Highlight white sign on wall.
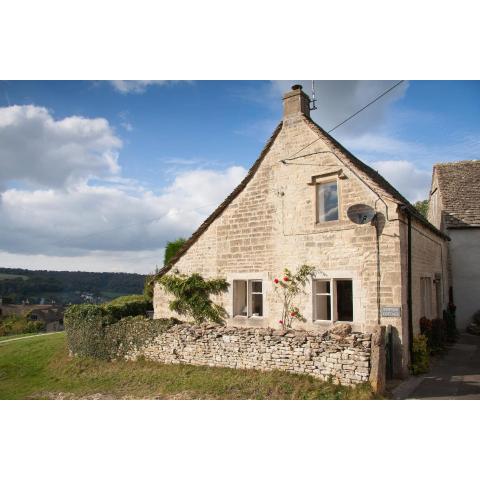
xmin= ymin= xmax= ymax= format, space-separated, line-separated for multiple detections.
xmin=381 ymin=306 xmax=402 ymax=317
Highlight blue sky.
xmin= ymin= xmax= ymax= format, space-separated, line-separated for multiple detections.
xmin=0 ymin=80 xmax=479 ymax=272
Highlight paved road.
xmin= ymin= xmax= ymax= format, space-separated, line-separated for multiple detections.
xmin=393 ymin=333 xmax=480 ymax=399
xmin=0 ymin=331 xmax=63 ymax=345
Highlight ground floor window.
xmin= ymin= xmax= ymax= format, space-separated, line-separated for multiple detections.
xmin=313 ymin=279 xmax=353 ymax=322
xmin=233 ymin=280 xmax=263 ymax=318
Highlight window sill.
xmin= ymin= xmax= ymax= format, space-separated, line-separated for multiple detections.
xmin=313 ymin=320 xmax=354 ymax=324
xmin=315 ymin=219 xmax=347 ymax=227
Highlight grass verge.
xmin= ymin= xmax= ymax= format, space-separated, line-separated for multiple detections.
xmin=0 ymin=333 xmax=378 ymax=400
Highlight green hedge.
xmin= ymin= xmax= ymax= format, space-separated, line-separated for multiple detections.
xmin=64 ymin=303 xmax=178 ymax=360
xmin=103 ymin=294 xmax=153 ymax=321
xmin=64 ymin=305 xmax=111 ymax=359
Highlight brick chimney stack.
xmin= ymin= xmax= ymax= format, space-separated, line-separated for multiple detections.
xmin=283 ymin=84 xmax=311 ymax=118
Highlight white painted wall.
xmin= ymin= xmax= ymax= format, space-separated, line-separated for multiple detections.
xmin=449 ymin=229 xmax=480 ymax=329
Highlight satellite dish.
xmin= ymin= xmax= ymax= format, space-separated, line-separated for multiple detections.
xmin=347 ymin=204 xmax=376 ymax=225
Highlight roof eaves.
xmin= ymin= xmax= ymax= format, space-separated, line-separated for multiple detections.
xmin=156 ymin=121 xmax=284 ymax=278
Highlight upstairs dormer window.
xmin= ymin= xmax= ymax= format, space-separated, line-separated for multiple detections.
xmin=316 ymin=180 xmax=339 ymax=222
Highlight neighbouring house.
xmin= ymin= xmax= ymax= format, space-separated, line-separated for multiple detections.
xmin=154 ymin=85 xmax=450 ymax=377
xmin=428 ymin=160 xmax=480 ymax=330
xmin=0 ymin=303 xmax=65 ymax=332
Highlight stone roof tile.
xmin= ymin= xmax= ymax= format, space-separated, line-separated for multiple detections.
xmin=435 ymin=160 xmax=480 ymax=228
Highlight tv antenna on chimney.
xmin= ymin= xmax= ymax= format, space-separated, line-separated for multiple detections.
xmin=310 ymin=80 xmax=317 ymax=111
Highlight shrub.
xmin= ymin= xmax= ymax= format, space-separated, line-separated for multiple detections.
xmin=411 ymin=335 xmax=430 ymax=375
xmin=103 ymin=294 xmax=153 ymax=321
xmin=164 ymin=238 xmax=187 ymax=265
xmin=24 ymin=320 xmax=45 ymax=334
xmin=64 ymin=304 xmax=110 ymax=359
xmin=420 ymin=317 xmax=447 ymax=354
xmin=159 ymin=273 xmax=229 ymax=324
xmin=0 ymin=314 xmax=45 ymax=337
xmin=64 ymin=303 xmax=179 ymax=360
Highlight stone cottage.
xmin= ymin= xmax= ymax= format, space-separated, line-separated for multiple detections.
xmin=154 ymin=85 xmax=449 ymax=377
xmin=428 ymin=160 xmax=480 ymax=330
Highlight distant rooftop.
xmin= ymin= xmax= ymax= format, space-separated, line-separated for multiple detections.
xmin=435 ymin=159 xmax=480 ymax=228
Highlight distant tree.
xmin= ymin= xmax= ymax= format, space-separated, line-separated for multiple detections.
xmin=414 ymin=199 xmax=429 ymax=218
xmin=164 ymin=238 xmax=187 ymax=266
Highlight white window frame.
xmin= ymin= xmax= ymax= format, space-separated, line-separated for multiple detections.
xmin=313 ymin=279 xmax=333 ymax=321
xmin=316 ymin=179 xmax=339 ymax=223
xmin=233 ymin=279 xmax=264 ymax=318
xmin=313 ymin=278 xmax=353 ymax=323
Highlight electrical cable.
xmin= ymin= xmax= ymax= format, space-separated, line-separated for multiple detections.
xmin=281 ymin=80 xmax=405 ymax=163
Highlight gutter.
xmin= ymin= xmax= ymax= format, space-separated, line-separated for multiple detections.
xmin=401 ymin=206 xmax=414 ymax=366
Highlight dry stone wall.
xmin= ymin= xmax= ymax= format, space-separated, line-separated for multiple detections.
xmin=126 ymin=323 xmax=378 ymax=387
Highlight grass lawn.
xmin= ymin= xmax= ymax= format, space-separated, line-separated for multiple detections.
xmin=0 ymin=333 xmax=378 ymax=400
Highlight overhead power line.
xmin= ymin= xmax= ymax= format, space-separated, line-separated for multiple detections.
xmin=280 ymin=80 xmax=405 ymax=163
xmin=327 ymin=80 xmax=405 ymax=134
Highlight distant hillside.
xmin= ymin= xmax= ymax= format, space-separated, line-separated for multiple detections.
xmin=0 ymin=267 xmax=146 ymax=305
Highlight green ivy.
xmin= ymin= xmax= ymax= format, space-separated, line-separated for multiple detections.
xmin=102 ymin=294 xmax=153 ymax=321
xmin=64 ymin=299 xmax=174 ymax=360
xmin=159 ymin=272 xmax=229 ymax=324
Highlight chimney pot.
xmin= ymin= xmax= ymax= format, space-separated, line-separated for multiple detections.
xmin=283 ymin=83 xmax=311 ymax=118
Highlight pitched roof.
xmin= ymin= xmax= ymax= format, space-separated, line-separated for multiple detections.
xmin=303 ymin=116 xmax=449 ymax=240
xmin=157 ymin=115 xmax=448 ymax=277
xmin=434 ymin=159 xmax=480 ymax=228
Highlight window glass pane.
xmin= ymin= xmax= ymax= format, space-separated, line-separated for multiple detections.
xmin=251 ymin=292 xmax=263 ymax=316
xmin=317 ymin=181 xmax=339 ymax=222
xmin=315 ymin=293 xmax=331 ymax=320
xmin=336 ymin=280 xmax=353 ymax=322
xmin=233 ymin=280 xmax=247 ymax=316
xmin=316 ymin=280 xmax=330 ymax=294
xmin=251 ymin=281 xmax=262 ymax=293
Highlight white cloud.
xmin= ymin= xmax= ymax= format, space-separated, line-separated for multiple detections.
xmin=0 ymin=250 xmax=165 ymax=275
xmin=370 ymin=160 xmax=431 ymax=202
xmin=0 ymin=166 xmax=247 ymax=272
xmin=0 ymin=105 xmax=121 ymax=190
xmin=0 ymin=101 xmax=249 ymax=273
xmin=109 ymin=80 xmax=172 ymax=94
xmin=271 ymin=80 xmax=408 ymax=136
xmin=269 ymin=81 xmax=480 ymax=203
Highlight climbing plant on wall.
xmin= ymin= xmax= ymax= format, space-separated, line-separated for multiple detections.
xmin=273 ymin=264 xmax=316 ymax=330
xmin=159 ymin=273 xmax=229 ymax=324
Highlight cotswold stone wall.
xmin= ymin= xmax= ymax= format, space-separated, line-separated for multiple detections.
xmin=126 ymin=323 xmax=381 ymax=388
xmin=153 ymin=112 xmax=411 ymax=377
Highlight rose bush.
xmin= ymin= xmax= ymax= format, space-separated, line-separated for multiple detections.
xmin=273 ymin=265 xmax=315 ymax=329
